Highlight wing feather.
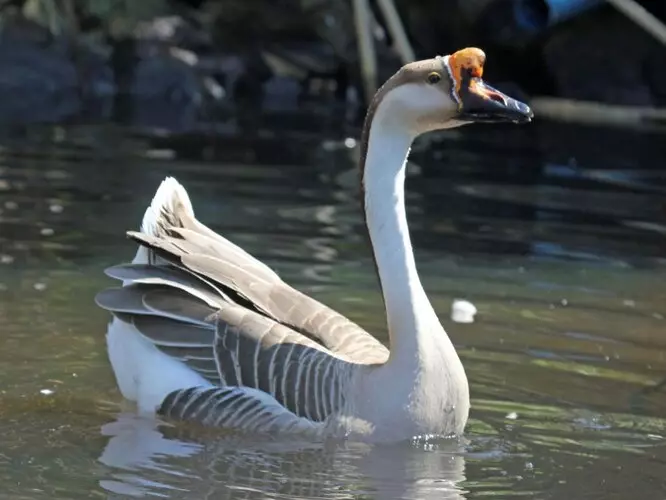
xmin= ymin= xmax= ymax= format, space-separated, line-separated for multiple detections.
xmin=126 ymin=227 xmax=389 ymax=363
xmin=96 ymin=278 xmax=351 ymax=420
xmin=97 ymin=177 xmax=386 ymax=429
xmin=159 ymin=386 xmax=320 ymax=435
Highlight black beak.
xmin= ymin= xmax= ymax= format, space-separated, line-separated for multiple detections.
xmin=457 ymin=78 xmax=533 ymax=124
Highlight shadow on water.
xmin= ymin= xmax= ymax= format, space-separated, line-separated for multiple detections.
xmin=0 ymin=108 xmax=664 ymax=499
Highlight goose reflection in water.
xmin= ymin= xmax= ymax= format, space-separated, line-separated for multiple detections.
xmin=98 ymin=412 xmax=468 ymax=499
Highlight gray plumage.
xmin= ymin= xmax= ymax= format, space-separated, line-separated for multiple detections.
xmin=95 ymin=182 xmax=389 ymax=433
xmin=159 ymin=386 xmax=319 ymax=434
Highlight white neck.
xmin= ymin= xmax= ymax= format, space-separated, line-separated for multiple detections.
xmin=362 ymin=109 xmax=443 ymax=367
xmin=357 ymin=90 xmax=470 ymax=436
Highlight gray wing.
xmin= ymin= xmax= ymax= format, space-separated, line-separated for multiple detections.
xmin=125 ymin=209 xmax=389 ymax=365
xmin=158 ymin=386 xmax=321 ymax=436
xmin=123 ymin=227 xmax=388 ymax=364
xmin=96 ymin=272 xmax=352 ymax=422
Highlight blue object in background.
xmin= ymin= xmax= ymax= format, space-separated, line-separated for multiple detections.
xmin=513 ymin=0 xmax=604 ymax=32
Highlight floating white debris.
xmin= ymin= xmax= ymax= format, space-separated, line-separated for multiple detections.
xmin=39 ymin=389 xmax=54 ymax=396
xmin=40 ymin=228 xmax=54 ymax=236
xmin=451 ymin=299 xmax=477 ymax=324
xmin=0 ymin=254 xmax=14 ymax=264
xmin=49 ymin=203 xmax=64 ymax=213
xmin=506 ymin=412 xmax=518 ymax=420
xmin=33 ymin=282 xmax=47 ymax=291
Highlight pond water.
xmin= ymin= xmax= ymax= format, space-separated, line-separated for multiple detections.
xmin=0 ymin=115 xmax=664 ymax=499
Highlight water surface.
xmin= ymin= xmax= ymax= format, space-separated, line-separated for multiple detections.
xmin=0 ymin=118 xmax=665 ymax=499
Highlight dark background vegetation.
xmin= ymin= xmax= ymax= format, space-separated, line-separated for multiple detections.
xmin=0 ymin=0 xmax=664 ymax=132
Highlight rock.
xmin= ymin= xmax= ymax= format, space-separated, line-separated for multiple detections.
xmin=0 ymin=45 xmax=80 ymax=124
xmin=0 ymin=12 xmax=115 ymax=124
xmin=0 ymin=10 xmax=228 ymax=129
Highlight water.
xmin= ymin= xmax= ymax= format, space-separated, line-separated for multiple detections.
xmin=0 ymin=117 xmax=665 ymax=499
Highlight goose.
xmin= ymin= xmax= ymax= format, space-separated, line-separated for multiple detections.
xmin=96 ymin=47 xmax=532 ymax=443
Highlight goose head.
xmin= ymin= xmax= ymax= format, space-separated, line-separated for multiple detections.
xmin=366 ymin=47 xmax=533 ymax=137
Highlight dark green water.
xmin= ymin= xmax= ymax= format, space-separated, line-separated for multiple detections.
xmin=0 ymin=119 xmax=664 ymax=499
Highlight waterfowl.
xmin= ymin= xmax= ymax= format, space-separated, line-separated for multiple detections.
xmin=96 ymin=47 xmax=532 ymax=443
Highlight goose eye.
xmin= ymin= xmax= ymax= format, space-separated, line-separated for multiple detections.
xmin=427 ymin=72 xmax=441 ymax=84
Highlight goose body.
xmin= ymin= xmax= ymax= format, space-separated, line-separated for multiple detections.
xmin=96 ymin=48 xmax=532 ymax=443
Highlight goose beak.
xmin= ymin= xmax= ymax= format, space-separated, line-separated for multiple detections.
xmin=458 ymin=78 xmax=533 ymax=124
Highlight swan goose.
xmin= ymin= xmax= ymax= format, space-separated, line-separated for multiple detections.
xmin=96 ymin=47 xmax=532 ymax=443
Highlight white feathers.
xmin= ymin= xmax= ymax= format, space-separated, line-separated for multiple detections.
xmin=107 ymin=176 xmax=209 ymax=411
xmin=141 ymin=176 xmax=194 ymax=236
xmin=106 ymin=317 xmax=212 ymax=412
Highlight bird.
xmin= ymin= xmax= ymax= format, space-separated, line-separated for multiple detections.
xmin=95 ymin=47 xmax=532 ymax=443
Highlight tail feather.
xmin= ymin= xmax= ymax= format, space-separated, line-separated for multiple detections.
xmin=133 ymin=176 xmax=279 ymax=281
xmin=109 ymin=177 xmax=204 ymax=406
xmin=105 ymin=176 xmax=282 ymax=411
xmin=132 ymin=177 xmax=193 ymax=266
xmin=141 ymin=176 xmax=194 ymax=237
